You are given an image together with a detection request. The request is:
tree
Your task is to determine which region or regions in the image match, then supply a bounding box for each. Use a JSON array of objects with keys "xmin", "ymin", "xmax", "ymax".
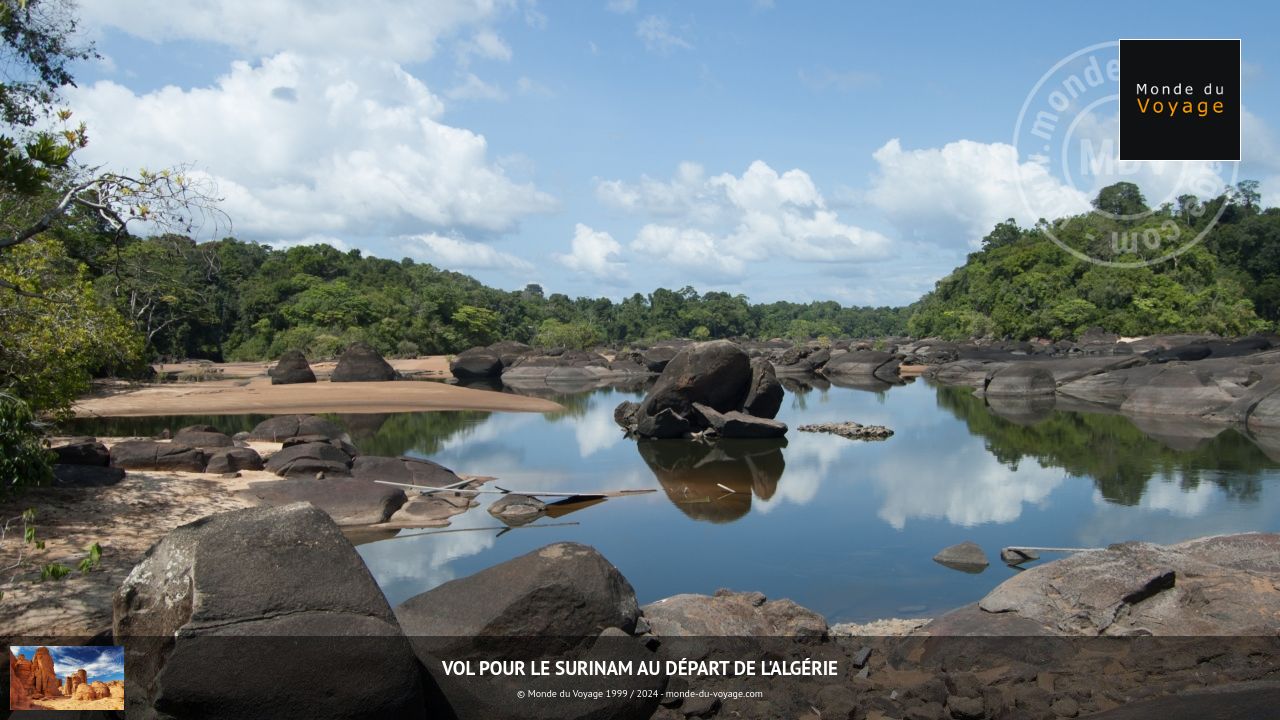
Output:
[{"xmin": 1092, "ymin": 182, "xmax": 1148, "ymax": 217}]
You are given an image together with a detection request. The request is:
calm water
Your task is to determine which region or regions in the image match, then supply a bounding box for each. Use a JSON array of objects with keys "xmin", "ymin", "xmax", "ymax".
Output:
[{"xmin": 69, "ymin": 380, "xmax": 1280, "ymax": 623}]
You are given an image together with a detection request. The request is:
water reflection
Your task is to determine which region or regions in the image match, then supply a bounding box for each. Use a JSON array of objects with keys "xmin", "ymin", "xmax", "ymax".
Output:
[{"xmin": 637, "ymin": 439, "xmax": 787, "ymax": 523}]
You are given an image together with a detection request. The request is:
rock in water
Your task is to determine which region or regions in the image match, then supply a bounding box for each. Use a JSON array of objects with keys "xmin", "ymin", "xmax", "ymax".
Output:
[
  {"xmin": 642, "ymin": 340, "xmax": 752, "ymax": 420},
  {"xmin": 113, "ymin": 503, "xmax": 424, "ymax": 719},
  {"xmin": 450, "ymin": 346, "xmax": 503, "ymax": 379},
  {"xmin": 798, "ymin": 422, "xmax": 893, "ymax": 441},
  {"xmin": 693, "ymin": 403, "xmax": 788, "ymax": 439},
  {"xmin": 331, "ymin": 342, "xmax": 398, "ymax": 382},
  {"xmin": 268, "ymin": 349, "xmax": 317, "ymax": 385},
  {"xmin": 985, "ymin": 363, "xmax": 1056, "ymax": 397},
  {"xmin": 933, "ymin": 541, "xmax": 990, "ymax": 573},
  {"xmin": 743, "ymin": 358, "xmax": 784, "ymax": 419},
  {"xmin": 247, "ymin": 414, "xmax": 346, "ymax": 442},
  {"xmin": 487, "ymin": 493, "xmax": 547, "ymax": 525}
]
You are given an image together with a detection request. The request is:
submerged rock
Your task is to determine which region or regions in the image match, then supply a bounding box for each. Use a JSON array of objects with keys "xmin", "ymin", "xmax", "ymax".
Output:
[
  {"xmin": 933, "ymin": 541, "xmax": 989, "ymax": 574},
  {"xmin": 487, "ymin": 493, "xmax": 547, "ymax": 525},
  {"xmin": 797, "ymin": 422, "xmax": 893, "ymax": 441}
]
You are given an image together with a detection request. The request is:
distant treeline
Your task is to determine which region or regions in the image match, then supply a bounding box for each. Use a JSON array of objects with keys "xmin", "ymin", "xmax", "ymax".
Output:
[{"xmin": 54, "ymin": 230, "xmax": 910, "ymax": 363}]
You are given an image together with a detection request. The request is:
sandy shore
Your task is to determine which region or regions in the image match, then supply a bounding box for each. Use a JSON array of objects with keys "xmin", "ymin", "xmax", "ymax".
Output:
[{"xmin": 74, "ymin": 356, "xmax": 562, "ymax": 417}]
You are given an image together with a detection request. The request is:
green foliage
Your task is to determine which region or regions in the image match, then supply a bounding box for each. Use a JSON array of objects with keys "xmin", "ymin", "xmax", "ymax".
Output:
[
  {"xmin": 0, "ymin": 237, "xmax": 144, "ymax": 414},
  {"xmin": 39, "ymin": 562, "xmax": 70, "ymax": 581},
  {"xmin": 533, "ymin": 318, "xmax": 604, "ymax": 350},
  {"xmin": 76, "ymin": 541, "xmax": 101, "ymax": 573},
  {"xmin": 0, "ymin": 395, "xmax": 53, "ymax": 496},
  {"xmin": 906, "ymin": 184, "xmax": 1276, "ymax": 340}
]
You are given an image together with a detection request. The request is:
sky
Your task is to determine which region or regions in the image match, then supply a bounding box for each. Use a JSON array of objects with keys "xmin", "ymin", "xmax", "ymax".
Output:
[
  {"xmin": 11, "ymin": 645, "xmax": 125, "ymax": 683},
  {"xmin": 60, "ymin": 1, "xmax": 1280, "ymax": 307}
]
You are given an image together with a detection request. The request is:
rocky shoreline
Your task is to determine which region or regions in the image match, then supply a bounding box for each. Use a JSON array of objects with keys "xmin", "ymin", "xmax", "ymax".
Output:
[{"xmin": 53, "ymin": 500, "xmax": 1280, "ymax": 719}]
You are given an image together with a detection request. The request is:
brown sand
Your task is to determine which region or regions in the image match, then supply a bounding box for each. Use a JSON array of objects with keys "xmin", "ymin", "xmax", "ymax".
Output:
[
  {"xmin": 0, "ymin": 439, "xmax": 485, "ymax": 636},
  {"xmin": 30, "ymin": 695, "xmax": 125, "ymax": 711},
  {"xmin": 74, "ymin": 376, "xmax": 561, "ymax": 417}
]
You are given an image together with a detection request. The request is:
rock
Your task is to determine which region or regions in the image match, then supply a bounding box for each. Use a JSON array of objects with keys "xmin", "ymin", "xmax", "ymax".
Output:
[
  {"xmin": 614, "ymin": 400, "xmax": 641, "ymax": 431},
  {"xmin": 976, "ymin": 534, "xmax": 1280, "ymax": 635},
  {"xmin": 268, "ymin": 349, "xmax": 317, "ymax": 384},
  {"xmin": 9, "ymin": 651, "xmax": 31, "ymax": 709},
  {"xmin": 350, "ymin": 455, "xmax": 463, "ymax": 488},
  {"xmin": 821, "ymin": 350, "xmax": 901, "ymax": 381},
  {"xmin": 331, "ymin": 342, "xmax": 398, "ymax": 382},
  {"xmin": 797, "ymin": 422, "xmax": 893, "ymax": 441},
  {"xmin": 1051, "ymin": 696, "xmax": 1080, "ymax": 717},
  {"xmin": 113, "ymin": 503, "xmax": 423, "ymax": 718},
  {"xmin": 1081, "ymin": 681, "xmax": 1280, "ymax": 719},
  {"xmin": 681, "ymin": 694, "xmax": 720, "ymax": 718},
  {"xmin": 204, "ymin": 447, "xmax": 264, "ymax": 474},
  {"xmin": 1000, "ymin": 547, "xmax": 1040, "ymax": 565},
  {"xmin": 31, "ymin": 646, "xmax": 61, "ymax": 697},
  {"xmin": 109, "ymin": 441, "xmax": 209, "ymax": 472},
  {"xmin": 947, "ymin": 694, "xmax": 985, "ymax": 720},
  {"xmin": 396, "ymin": 542, "xmax": 640, "ymax": 657},
  {"xmin": 173, "ymin": 427, "xmax": 235, "ymax": 448},
  {"xmin": 242, "ymin": 477, "xmax": 406, "ymax": 525},
  {"xmin": 742, "ymin": 358, "xmax": 784, "ymax": 419},
  {"xmin": 264, "ymin": 441, "xmax": 355, "ymax": 477},
  {"xmin": 51, "ymin": 438, "xmax": 110, "ymax": 466},
  {"xmin": 643, "ymin": 346, "xmax": 679, "ymax": 373},
  {"xmin": 1120, "ymin": 366, "xmax": 1237, "ymax": 417},
  {"xmin": 247, "ymin": 414, "xmax": 346, "ymax": 442},
  {"xmin": 488, "ymin": 340, "xmax": 533, "ymax": 368},
  {"xmin": 933, "ymin": 541, "xmax": 989, "ymax": 573},
  {"xmin": 641, "ymin": 589, "xmax": 828, "ymax": 637},
  {"xmin": 636, "ymin": 407, "xmax": 694, "ymax": 439},
  {"xmin": 1153, "ymin": 341, "xmax": 1214, "ymax": 363},
  {"xmin": 1056, "ymin": 364, "xmax": 1167, "ymax": 408},
  {"xmin": 73, "ymin": 682, "xmax": 96, "ymax": 701},
  {"xmin": 984, "ymin": 363, "xmax": 1056, "ymax": 397},
  {"xmin": 451, "ymin": 346, "xmax": 503, "ymax": 379},
  {"xmin": 52, "ymin": 464, "xmax": 126, "ymax": 487},
  {"xmin": 1246, "ymin": 385, "xmax": 1280, "ymax": 431},
  {"xmin": 487, "ymin": 493, "xmax": 547, "ymax": 525},
  {"xmin": 640, "ymin": 340, "xmax": 753, "ymax": 423},
  {"xmin": 693, "ymin": 403, "xmax": 788, "ymax": 439}
]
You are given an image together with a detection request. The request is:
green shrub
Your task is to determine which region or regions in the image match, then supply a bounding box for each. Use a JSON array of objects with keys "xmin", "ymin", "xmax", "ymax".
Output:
[{"xmin": 0, "ymin": 395, "xmax": 53, "ymax": 497}]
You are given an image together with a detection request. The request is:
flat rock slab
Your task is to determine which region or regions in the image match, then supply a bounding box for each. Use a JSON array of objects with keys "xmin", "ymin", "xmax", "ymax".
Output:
[
  {"xmin": 240, "ymin": 478, "xmax": 407, "ymax": 525},
  {"xmin": 109, "ymin": 441, "xmax": 209, "ymax": 472},
  {"xmin": 641, "ymin": 589, "xmax": 828, "ymax": 637}
]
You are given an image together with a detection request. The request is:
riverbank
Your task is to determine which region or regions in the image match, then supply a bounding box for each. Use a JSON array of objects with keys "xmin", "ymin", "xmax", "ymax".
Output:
[{"xmin": 73, "ymin": 355, "xmax": 563, "ymax": 417}]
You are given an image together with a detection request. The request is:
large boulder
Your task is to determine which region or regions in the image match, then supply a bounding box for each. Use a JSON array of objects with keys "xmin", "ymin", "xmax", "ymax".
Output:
[
  {"xmin": 742, "ymin": 358, "xmax": 784, "ymax": 419},
  {"xmin": 109, "ymin": 441, "xmax": 209, "ymax": 472},
  {"xmin": 331, "ymin": 342, "xmax": 398, "ymax": 382},
  {"xmin": 204, "ymin": 447, "xmax": 264, "ymax": 474},
  {"xmin": 350, "ymin": 455, "xmax": 463, "ymax": 488},
  {"xmin": 241, "ymin": 477, "xmax": 407, "ymax": 525},
  {"xmin": 247, "ymin": 414, "xmax": 346, "ymax": 442},
  {"xmin": 450, "ymin": 346, "xmax": 503, "ymax": 380},
  {"xmin": 983, "ymin": 363, "xmax": 1056, "ymax": 397},
  {"xmin": 1120, "ymin": 366, "xmax": 1237, "ymax": 418},
  {"xmin": 642, "ymin": 340, "xmax": 752, "ymax": 418},
  {"xmin": 974, "ymin": 533, "xmax": 1280, "ymax": 636},
  {"xmin": 397, "ymin": 542, "xmax": 640, "ymax": 654},
  {"xmin": 268, "ymin": 349, "xmax": 317, "ymax": 385},
  {"xmin": 488, "ymin": 340, "xmax": 533, "ymax": 368},
  {"xmin": 51, "ymin": 437, "xmax": 110, "ymax": 466},
  {"xmin": 641, "ymin": 345, "xmax": 678, "ymax": 373},
  {"xmin": 173, "ymin": 426, "xmax": 235, "ymax": 448},
  {"xmin": 821, "ymin": 350, "xmax": 900, "ymax": 382},
  {"xmin": 641, "ymin": 589, "xmax": 828, "ymax": 637},
  {"xmin": 264, "ymin": 441, "xmax": 355, "ymax": 477},
  {"xmin": 113, "ymin": 503, "xmax": 424, "ymax": 718}
]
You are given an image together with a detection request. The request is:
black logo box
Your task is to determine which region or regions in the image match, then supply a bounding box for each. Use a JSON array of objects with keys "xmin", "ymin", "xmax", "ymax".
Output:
[{"xmin": 1119, "ymin": 38, "xmax": 1241, "ymax": 161}]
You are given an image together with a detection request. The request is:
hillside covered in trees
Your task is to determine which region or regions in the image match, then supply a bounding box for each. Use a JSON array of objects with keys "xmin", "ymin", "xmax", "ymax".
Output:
[{"xmin": 908, "ymin": 181, "xmax": 1278, "ymax": 341}]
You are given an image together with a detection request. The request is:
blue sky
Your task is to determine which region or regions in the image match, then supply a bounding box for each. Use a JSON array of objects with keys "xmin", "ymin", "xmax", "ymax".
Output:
[
  {"xmin": 64, "ymin": 2, "xmax": 1280, "ymax": 306},
  {"xmin": 10, "ymin": 645, "xmax": 125, "ymax": 683}
]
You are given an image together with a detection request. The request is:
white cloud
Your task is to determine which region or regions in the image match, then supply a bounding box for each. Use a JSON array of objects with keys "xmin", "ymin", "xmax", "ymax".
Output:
[
  {"xmin": 447, "ymin": 72, "xmax": 508, "ymax": 101},
  {"xmin": 405, "ymin": 233, "xmax": 533, "ymax": 273},
  {"xmin": 556, "ymin": 223, "xmax": 625, "ymax": 277},
  {"xmin": 80, "ymin": 0, "xmax": 512, "ymax": 63},
  {"xmin": 601, "ymin": 160, "xmax": 891, "ymax": 278},
  {"xmin": 68, "ymin": 53, "xmax": 555, "ymax": 243},
  {"xmin": 636, "ymin": 15, "xmax": 692, "ymax": 54},
  {"xmin": 456, "ymin": 28, "xmax": 513, "ymax": 65},
  {"xmin": 606, "ymin": 0, "xmax": 638, "ymax": 13},
  {"xmin": 867, "ymin": 138, "xmax": 1091, "ymax": 248}
]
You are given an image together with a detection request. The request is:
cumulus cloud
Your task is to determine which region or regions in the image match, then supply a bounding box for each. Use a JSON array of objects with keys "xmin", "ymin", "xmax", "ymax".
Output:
[
  {"xmin": 67, "ymin": 53, "xmax": 555, "ymax": 243},
  {"xmin": 456, "ymin": 28, "xmax": 513, "ymax": 65},
  {"xmin": 405, "ymin": 233, "xmax": 533, "ymax": 273},
  {"xmin": 636, "ymin": 15, "xmax": 692, "ymax": 54},
  {"xmin": 447, "ymin": 72, "xmax": 508, "ymax": 101},
  {"xmin": 867, "ymin": 138, "xmax": 1091, "ymax": 248},
  {"xmin": 556, "ymin": 223, "xmax": 625, "ymax": 277},
  {"xmin": 79, "ymin": 0, "xmax": 512, "ymax": 63},
  {"xmin": 599, "ymin": 160, "xmax": 891, "ymax": 279}
]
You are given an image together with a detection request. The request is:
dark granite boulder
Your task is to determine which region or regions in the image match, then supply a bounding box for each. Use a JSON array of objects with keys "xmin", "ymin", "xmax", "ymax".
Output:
[
  {"xmin": 110, "ymin": 441, "xmax": 209, "ymax": 472},
  {"xmin": 51, "ymin": 438, "xmax": 110, "ymax": 467},
  {"xmin": 742, "ymin": 358, "xmax": 784, "ymax": 419},
  {"xmin": 267, "ymin": 349, "xmax": 317, "ymax": 385},
  {"xmin": 331, "ymin": 342, "xmax": 398, "ymax": 382},
  {"xmin": 247, "ymin": 415, "xmax": 346, "ymax": 442},
  {"xmin": 204, "ymin": 447, "xmax": 264, "ymax": 474}
]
